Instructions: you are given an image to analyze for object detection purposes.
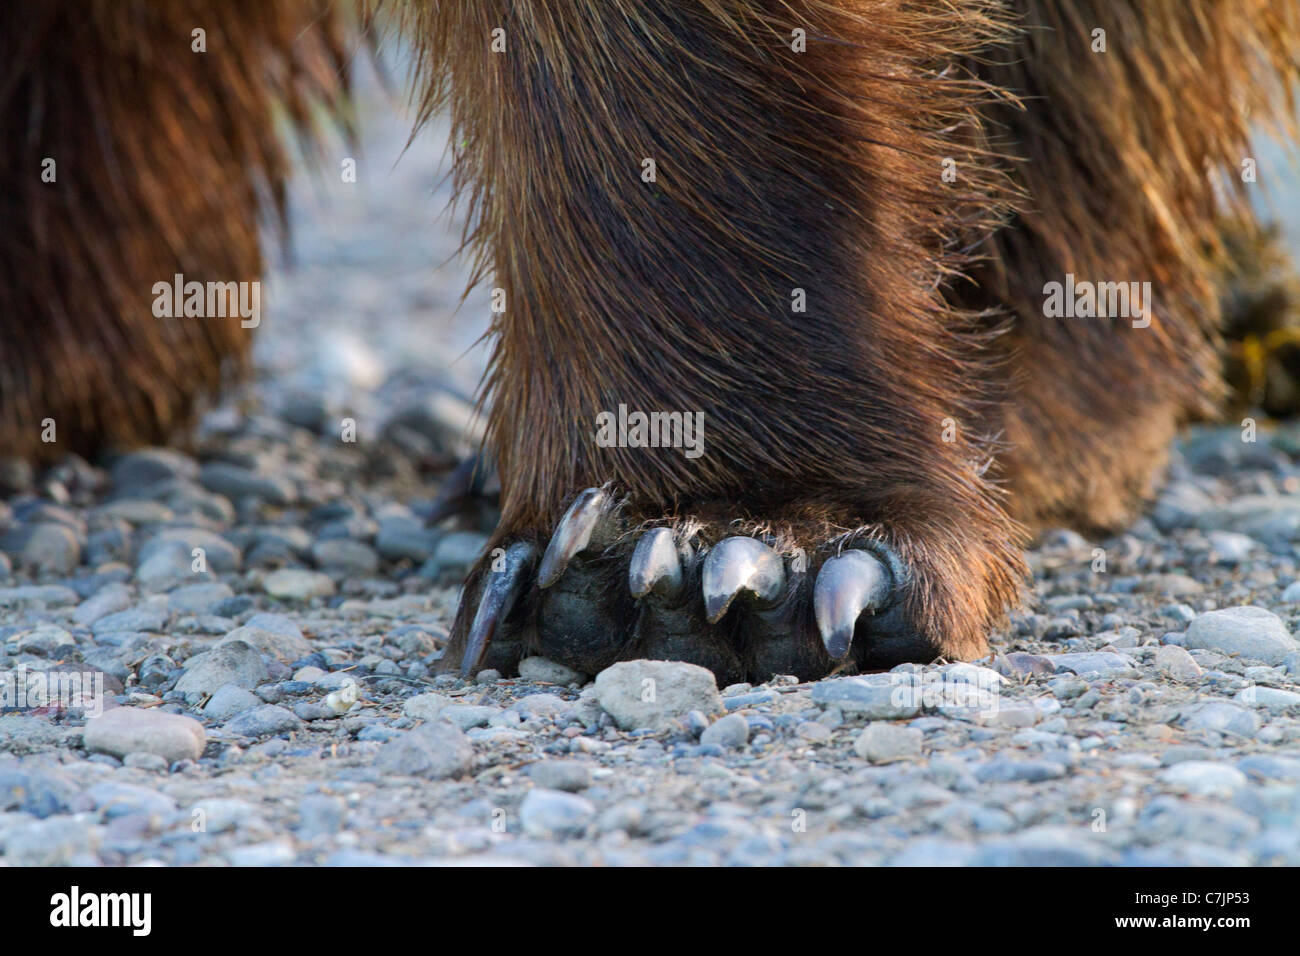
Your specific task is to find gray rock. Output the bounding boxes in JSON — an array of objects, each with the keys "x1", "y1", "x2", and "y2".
[
  {"x1": 167, "y1": 582, "x2": 235, "y2": 614},
  {"x1": 403, "y1": 693, "x2": 453, "y2": 721},
  {"x1": 854, "y1": 723, "x2": 923, "y2": 763},
  {"x1": 424, "y1": 531, "x2": 489, "y2": 576},
  {"x1": 1154, "y1": 643, "x2": 1203, "y2": 681},
  {"x1": 518, "y1": 656, "x2": 587, "y2": 685},
  {"x1": 525, "y1": 759, "x2": 592, "y2": 792},
  {"x1": 811, "y1": 675, "x2": 921, "y2": 719},
  {"x1": 1045, "y1": 651, "x2": 1140, "y2": 679},
  {"x1": 138, "y1": 527, "x2": 241, "y2": 573},
  {"x1": 297, "y1": 795, "x2": 346, "y2": 837},
  {"x1": 973, "y1": 826, "x2": 1117, "y2": 866},
  {"x1": 519, "y1": 788, "x2": 595, "y2": 838},
  {"x1": 594, "y1": 660, "x2": 723, "y2": 731},
  {"x1": 1235, "y1": 684, "x2": 1300, "y2": 713},
  {"x1": 438, "y1": 705, "x2": 499, "y2": 731},
  {"x1": 262, "y1": 568, "x2": 335, "y2": 600},
  {"x1": 111, "y1": 448, "x2": 198, "y2": 492},
  {"x1": 375, "y1": 722, "x2": 473, "y2": 779},
  {"x1": 223, "y1": 704, "x2": 303, "y2": 738},
  {"x1": 20, "y1": 523, "x2": 81, "y2": 575},
  {"x1": 200, "y1": 462, "x2": 296, "y2": 505},
  {"x1": 134, "y1": 541, "x2": 196, "y2": 591},
  {"x1": 83, "y1": 707, "x2": 206, "y2": 763},
  {"x1": 0, "y1": 765, "x2": 78, "y2": 817},
  {"x1": 1, "y1": 817, "x2": 100, "y2": 866},
  {"x1": 220, "y1": 623, "x2": 310, "y2": 663},
  {"x1": 93, "y1": 602, "x2": 168, "y2": 635},
  {"x1": 72, "y1": 583, "x2": 133, "y2": 626},
  {"x1": 1185, "y1": 606, "x2": 1299, "y2": 664},
  {"x1": 974, "y1": 759, "x2": 1066, "y2": 783},
  {"x1": 1159, "y1": 761, "x2": 1248, "y2": 797},
  {"x1": 175, "y1": 640, "x2": 268, "y2": 700},
  {"x1": 12, "y1": 625, "x2": 75, "y2": 657},
  {"x1": 700, "y1": 713, "x2": 751, "y2": 749},
  {"x1": 1180, "y1": 700, "x2": 1261, "y2": 737},
  {"x1": 0, "y1": 585, "x2": 78, "y2": 607},
  {"x1": 375, "y1": 523, "x2": 436, "y2": 562},
  {"x1": 202, "y1": 684, "x2": 263, "y2": 721},
  {"x1": 311, "y1": 538, "x2": 380, "y2": 575}
]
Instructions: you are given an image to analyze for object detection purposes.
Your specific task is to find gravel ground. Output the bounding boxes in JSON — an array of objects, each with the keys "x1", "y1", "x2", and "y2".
[{"x1": 2, "y1": 78, "x2": 1300, "y2": 869}]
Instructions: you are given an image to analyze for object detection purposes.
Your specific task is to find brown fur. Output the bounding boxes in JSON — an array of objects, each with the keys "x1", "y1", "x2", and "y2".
[
  {"x1": 4, "y1": 1, "x2": 1300, "y2": 673},
  {"x1": 409, "y1": 0, "x2": 1030, "y2": 664},
  {"x1": 0, "y1": 0, "x2": 353, "y2": 464}
]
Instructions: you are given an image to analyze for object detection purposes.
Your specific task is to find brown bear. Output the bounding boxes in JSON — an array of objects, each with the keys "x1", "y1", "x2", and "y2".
[{"x1": 4, "y1": 0, "x2": 1299, "y2": 684}]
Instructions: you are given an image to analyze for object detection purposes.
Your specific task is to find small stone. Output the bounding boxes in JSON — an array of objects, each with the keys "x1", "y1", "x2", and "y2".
[
  {"x1": 1154, "y1": 644, "x2": 1202, "y2": 681},
  {"x1": 175, "y1": 640, "x2": 269, "y2": 701},
  {"x1": 262, "y1": 568, "x2": 336, "y2": 600},
  {"x1": 122, "y1": 752, "x2": 169, "y2": 772},
  {"x1": 223, "y1": 704, "x2": 303, "y2": 738},
  {"x1": 311, "y1": 538, "x2": 380, "y2": 575},
  {"x1": 200, "y1": 462, "x2": 296, "y2": 505},
  {"x1": 403, "y1": 693, "x2": 453, "y2": 721},
  {"x1": 974, "y1": 759, "x2": 1066, "y2": 783},
  {"x1": 202, "y1": 684, "x2": 263, "y2": 721},
  {"x1": 1235, "y1": 684, "x2": 1300, "y2": 713},
  {"x1": 297, "y1": 795, "x2": 345, "y2": 838},
  {"x1": 854, "y1": 723, "x2": 923, "y2": 763},
  {"x1": 593, "y1": 660, "x2": 723, "y2": 732},
  {"x1": 1044, "y1": 651, "x2": 1140, "y2": 679},
  {"x1": 423, "y1": 531, "x2": 489, "y2": 577},
  {"x1": 525, "y1": 759, "x2": 592, "y2": 792},
  {"x1": 1185, "y1": 606, "x2": 1298, "y2": 665},
  {"x1": 220, "y1": 623, "x2": 311, "y2": 663},
  {"x1": 438, "y1": 705, "x2": 499, "y2": 731},
  {"x1": 519, "y1": 788, "x2": 595, "y2": 838},
  {"x1": 1180, "y1": 700, "x2": 1261, "y2": 738},
  {"x1": 20, "y1": 523, "x2": 81, "y2": 575},
  {"x1": 83, "y1": 707, "x2": 206, "y2": 763},
  {"x1": 518, "y1": 656, "x2": 587, "y2": 685},
  {"x1": 375, "y1": 722, "x2": 473, "y2": 779},
  {"x1": 812, "y1": 675, "x2": 920, "y2": 720},
  {"x1": 1, "y1": 817, "x2": 100, "y2": 866},
  {"x1": 700, "y1": 713, "x2": 750, "y2": 749},
  {"x1": 1159, "y1": 761, "x2": 1248, "y2": 797}
]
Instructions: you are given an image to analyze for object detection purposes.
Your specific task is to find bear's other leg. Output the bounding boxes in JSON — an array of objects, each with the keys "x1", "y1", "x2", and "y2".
[
  {"x1": 0, "y1": 0, "x2": 352, "y2": 464},
  {"x1": 413, "y1": 0, "x2": 1027, "y2": 681},
  {"x1": 963, "y1": 0, "x2": 1300, "y2": 533}
]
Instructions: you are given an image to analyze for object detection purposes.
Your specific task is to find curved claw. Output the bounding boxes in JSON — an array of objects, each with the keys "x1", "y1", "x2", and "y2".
[
  {"x1": 701, "y1": 536, "x2": 786, "y2": 624},
  {"x1": 462, "y1": 541, "x2": 537, "y2": 676},
  {"x1": 814, "y1": 549, "x2": 893, "y2": 659},
  {"x1": 537, "y1": 487, "x2": 611, "y2": 588},
  {"x1": 628, "y1": 527, "x2": 684, "y2": 599}
]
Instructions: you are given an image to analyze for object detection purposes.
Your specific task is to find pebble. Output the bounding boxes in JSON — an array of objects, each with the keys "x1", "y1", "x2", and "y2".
[
  {"x1": 519, "y1": 788, "x2": 595, "y2": 838},
  {"x1": 311, "y1": 538, "x2": 380, "y2": 575},
  {"x1": 202, "y1": 684, "x2": 263, "y2": 721},
  {"x1": 593, "y1": 660, "x2": 723, "y2": 732},
  {"x1": 518, "y1": 656, "x2": 587, "y2": 685},
  {"x1": 83, "y1": 707, "x2": 206, "y2": 763},
  {"x1": 811, "y1": 676, "x2": 920, "y2": 719},
  {"x1": 1235, "y1": 684, "x2": 1300, "y2": 712},
  {"x1": 525, "y1": 760, "x2": 592, "y2": 792},
  {"x1": 1154, "y1": 643, "x2": 1203, "y2": 681},
  {"x1": 1180, "y1": 700, "x2": 1262, "y2": 737},
  {"x1": 854, "y1": 723, "x2": 923, "y2": 763},
  {"x1": 223, "y1": 705, "x2": 303, "y2": 738},
  {"x1": 262, "y1": 569, "x2": 336, "y2": 600},
  {"x1": 175, "y1": 640, "x2": 269, "y2": 701},
  {"x1": 374, "y1": 722, "x2": 473, "y2": 779},
  {"x1": 700, "y1": 713, "x2": 750, "y2": 749},
  {"x1": 1158, "y1": 761, "x2": 1248, "y2": 797},
  {"x1": 1185, "y1": 605, "x2": 1298, "y2": 664},
  {"x1": 220, "y1": 623, "x2": 311, "y2": 663},
  {"x1": 18, "y1": 523, "x2": 82, "y2": 575}
]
